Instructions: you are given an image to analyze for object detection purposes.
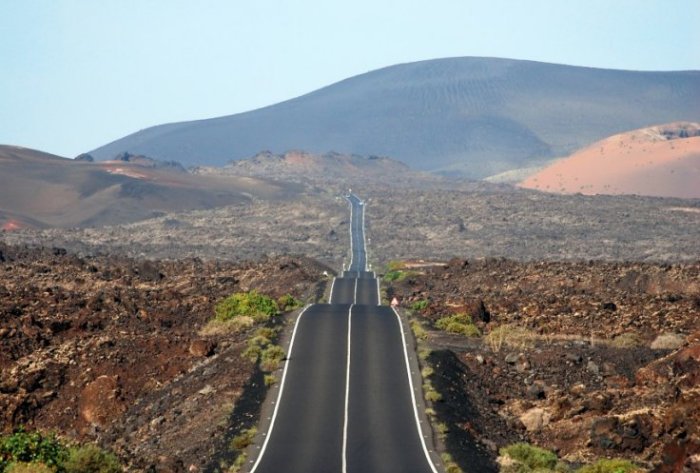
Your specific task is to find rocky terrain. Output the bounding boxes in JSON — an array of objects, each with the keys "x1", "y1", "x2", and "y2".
[
  {"x1": 0, "y1": 242, "x2": 331, "y2": 471},
  {"x1": 385, "y1": 258, "x2": 700, "y2": 472},
  {"x1": 4, "y1": 182, "x2": 698, "y2": 267}
]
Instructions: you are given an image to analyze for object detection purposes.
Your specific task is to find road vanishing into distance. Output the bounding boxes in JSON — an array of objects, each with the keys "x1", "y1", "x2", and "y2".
[{"x1": 249, "y1": 194, "x2": 440, "y2": 473}]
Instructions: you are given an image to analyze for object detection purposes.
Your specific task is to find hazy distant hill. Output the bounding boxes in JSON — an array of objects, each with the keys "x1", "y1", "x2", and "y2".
[
  {"x1": 89, "y1": 57, "x2": 700, "y2": 178},
  {"x1": 0, "y1": 145, "x2": 295, "y2": 229}
]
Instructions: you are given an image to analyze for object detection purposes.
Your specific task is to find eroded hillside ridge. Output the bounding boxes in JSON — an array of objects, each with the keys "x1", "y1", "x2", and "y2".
[
  {"x1": 0, "y1": 243, "x2": 331, "y2": 471},
  {"x1": 386, "y1": 258, "x2": 700, "y2": 471}
]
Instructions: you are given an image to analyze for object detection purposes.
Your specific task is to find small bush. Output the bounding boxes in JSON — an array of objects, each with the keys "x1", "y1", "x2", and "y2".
[
  {"x1": 418, "y1": 348, "x2": 432, "y2": 361},
  {"x1": 441, "y1": 453, "x2": 463, "y2": 473},
  {"x1": 200, "y1": 316, "x2": 255, "y2": 336},
  {"x1": 64, "y1": 445, "x2": 121, "y2": 473},
  {"x1": 264, "y1": 375, "x2": 277, "y2": 387},
  {"x1": 215, "y1": 291, "x2": 279, "y2": 323},
  {"x1": 435, "y1": 314, "x2": 481, "y2": 337},
  {"x1": 499, "y1": 443, "x2": 558, "y2": 472},
  {"x1": 411, "y1": 300, "x2": 429, "y2": 312},
  {"x1": 576, "y1": 458, "x2": 640, "y2": 473},
  {"x1": 411, "y1": 320, "x2": 428, "y2": 340},
  {"x1": 277, "y1": 294, "x2": 302, "y2": 312},
  {"x1": 0, "y1": 429, "x2": 68, "y2": 472},
  {"x1": 424, "y1": 381, "x2": 442, "y2": 402},
  {"x1": 608, "y1": 333, "x2": 642, "y2": 348},
  {"x1": 230, "y1": 427, "x2": 257, "y2": 451},
  {"x1": 6, "y1": 462, "x2": 54, "y2": 473},
  {"x1": 260, "y1": 345, "x2": 286, "y2": 372},
  {"x1": 228, "y1": 453, "x2": 247, "y2": 473},
  {"x1": 421, "y1": 366, "x2": 434, "y2": 378}
]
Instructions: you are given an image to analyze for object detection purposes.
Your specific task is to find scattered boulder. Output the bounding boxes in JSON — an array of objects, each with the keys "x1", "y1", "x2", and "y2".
[
  {"x1": 79, "y1": 375, "x2": 125, "y2": 427},
  {"x1": 189, "y1": 339, "x2": 215, "y2": 357},
  {"x1": 520, "y1": 407, "x2": 551, "y2": 432}
]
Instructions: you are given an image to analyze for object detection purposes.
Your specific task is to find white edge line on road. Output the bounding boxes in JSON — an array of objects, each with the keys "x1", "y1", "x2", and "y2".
[
  {"x1": 392, "y1": 307, "x2": 440, "y2": 473},
  {"x1": 329, "y1": 277, "x2": 336, "y2": 304},
  {"x1": 249, "y1": 304, "x2": 312, "y2": 473},
  {"x1": 347, "y1": 196, "x2": 354, "y2": 271},
  {"x1": 361, "y1": 200, "x2": 368, "y2": 271},
  {"x1": 353, "y1": 278, "x2": 358, "y2": 304},
  {"x1": 342, "y1": 304, "x2": 354, "y2": 473},
  {"x1": 376, "y1": 277, "x2": 381, "y2": 306}
]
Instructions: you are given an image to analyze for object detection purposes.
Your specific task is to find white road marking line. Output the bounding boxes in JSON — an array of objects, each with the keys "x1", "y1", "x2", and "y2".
[
  {"x1": 353, "y1": 278, "x2": 358, "y2": 304},
  {"x1": 361, "y1": 199, "x2": 368, "y2": 271},
  {"x1": 376, "y1": 277, "x2": 381, "y2": 306},
  {"x1": 391, "y1": 307, "x2": 440, "y2": 473},
  {"x1": 347, "y1": 196, "x2": 354, "y2": 271},
  {"x1": 342, "y1": 304, "x2": 354, "y2": 473},
  {"x1": 329, "y1": 277, "x2": 337, "y2": 304},
  {"x1": 249, "y1": 305, "x2": 312, "y2": 473}
]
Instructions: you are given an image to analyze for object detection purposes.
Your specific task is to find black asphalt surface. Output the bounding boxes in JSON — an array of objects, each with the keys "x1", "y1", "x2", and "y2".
[{"x1": 250, "y1": 194, "x2": 437, "y2": 473}]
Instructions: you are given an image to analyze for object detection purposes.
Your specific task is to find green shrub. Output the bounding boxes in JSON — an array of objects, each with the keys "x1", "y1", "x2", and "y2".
[
  {"x1": 435, "y1": 314, "x2": 481, "y2": 337},
  {"x1": 384, "y1": 270, "x2": 406, "y2": 282},
  {"x1": 499, "y1": 443, "x2": 558, "y2": 472},
  {"x1": 277, "y1": 294, "x2": 302, "y2": 312},
  {"x1": 0, "y1": 429, "x2": 68, "y2": 472},
  {"x1": 410, "y1": 320, "x2": 428, "y2": 340},
  {"x1": 230, "y1": 427, "x2": 257, "y2": 451},
  {"x1": 63, "y1": 445, "x2": 121, "y2": 473},
  {"x1": 264, "y1": 374, "x2": 277, "y2": 387},
  {"x1": 411, "y1": 300, "x2": 429, "y2": 311},
  {"x1": 260, "y1": 345, "x2": 286, "y2": 372},
  {"x1": 215, "y1": 291, "x2": 279, "y2": 323},
  {"x1": 441, "y1": 453, "x2": 463, "y2": 473},
  {"x1": 576, "y1": 459, "x2": 640, "y2": 473}
]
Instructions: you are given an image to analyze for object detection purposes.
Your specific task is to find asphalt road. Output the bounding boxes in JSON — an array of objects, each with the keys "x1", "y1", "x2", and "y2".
[{"x1": 250, "y1": 194, "x2": 438, "y2": 473}]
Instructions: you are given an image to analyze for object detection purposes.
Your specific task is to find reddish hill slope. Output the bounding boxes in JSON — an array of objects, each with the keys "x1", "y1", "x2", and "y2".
[
  {"x1": 0, "y1": 145, "x2": 295, "y2": 229},
  {"x1": 519, "y1": 122, "x2": 700, "y2": 198}
]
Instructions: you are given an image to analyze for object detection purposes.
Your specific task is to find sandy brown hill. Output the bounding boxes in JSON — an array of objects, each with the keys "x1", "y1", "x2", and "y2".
[
  {"x1": 519, "y1": 122, "x2": 700, "y2": 198},
  {"x1": 0, "y1": 145, "x2": 297, "y2": 229}
]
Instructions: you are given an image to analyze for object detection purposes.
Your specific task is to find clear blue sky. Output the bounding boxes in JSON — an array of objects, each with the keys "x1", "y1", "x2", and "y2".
[{"x1": 1, "y1": 0, "x2": 698, "y2": 157}]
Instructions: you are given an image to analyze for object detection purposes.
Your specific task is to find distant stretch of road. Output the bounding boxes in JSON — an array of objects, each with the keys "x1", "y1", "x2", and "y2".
[{"x1": 249, "y1": 194, "x2": 439, "y2": 473}]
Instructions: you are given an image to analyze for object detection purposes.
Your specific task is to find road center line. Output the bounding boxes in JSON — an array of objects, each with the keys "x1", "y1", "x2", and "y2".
[
  {"x1": 391, "y1": 307, "x2": 440, "y2": 473},
  {"x1": 250, "y1": 305, "x2": 312, "y2": 473},
  {"x1": 342, "y1": 304, "x2": 353, "y2": 473}
]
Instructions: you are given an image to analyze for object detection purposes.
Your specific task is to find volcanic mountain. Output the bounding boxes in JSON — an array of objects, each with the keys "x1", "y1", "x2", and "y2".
[
  {"x1": 519, "y1": 122, "x2": 700, "y2": 199},
  {"x1": 89, "y1": 57, "x2": 700, "y2": 178},
  {"x1": 0, "y1": 145, "x2": 295, "y2": 229}
]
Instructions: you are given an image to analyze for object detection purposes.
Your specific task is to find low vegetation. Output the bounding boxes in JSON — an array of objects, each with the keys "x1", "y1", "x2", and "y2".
[
  {"x1": 0, "y1": 429, "x2": 121, "y2": 473},
  {"x1": 485, "y1": 324, "x2": 539, "y2": 352},
  {"x1": 410, "y1": 319, "x2": 428, "y2": 340},
  {"x1": 434, "y1": 313, "x2": 481, "y2": 337},
  {"x1": 410, "y1": 299, "x2": 430, "y2": 312},
  {"x1": 441, "y1": 452, "x2": 464, "y2": 473},
  {"x1": 498, "y1": 443, "x2": 641, "y2": 473},
  {"x1": 215, "y1": 291, "x2": 279, "y2": 323},
  {"x1": 383, "y1": 260, "x2": 418, "y2": 282}
]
